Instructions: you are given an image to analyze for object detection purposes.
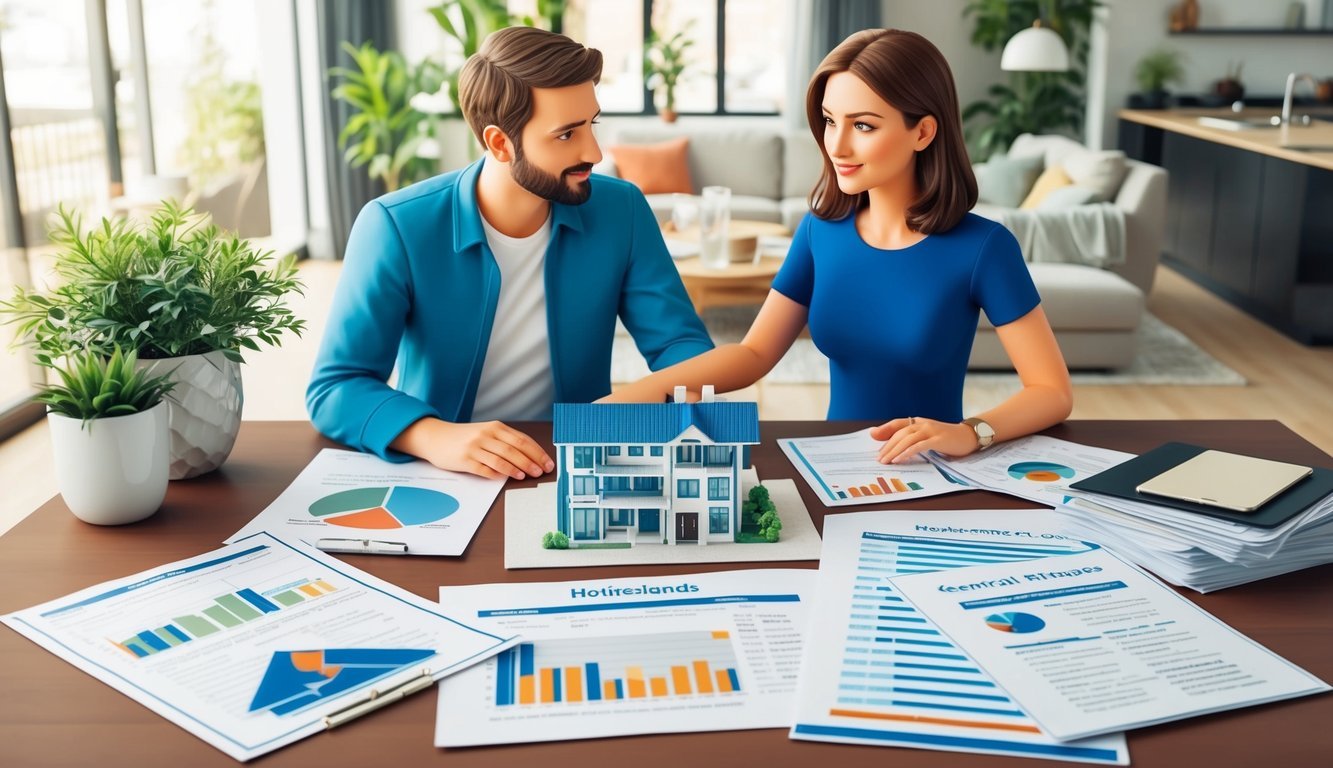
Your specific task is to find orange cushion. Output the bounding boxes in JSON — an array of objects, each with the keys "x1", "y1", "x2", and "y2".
[{"x1": 608, "y1": 137, "x2": 693, "y2": 195}]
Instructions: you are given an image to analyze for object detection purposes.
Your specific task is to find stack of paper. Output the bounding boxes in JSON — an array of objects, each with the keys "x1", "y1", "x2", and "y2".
[{"x1": 926, "y1": 436, "x2": 1333, "y2": 593}]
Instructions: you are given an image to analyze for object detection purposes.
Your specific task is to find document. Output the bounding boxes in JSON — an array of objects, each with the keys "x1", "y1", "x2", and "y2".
[
  {"x1": 435, "y1": 569, "x2": 815, "y2": 746},
  {"x1": 790, "y1": 509, "x2": 1128, "y2": 764},
  {"x1": 226, "y1": 448, "x2": 504, "y2": 556},
  {"x1": 891, "y1": 548, "x2": 1330, "y2": 741},
  {"x1": 1, "y1": 533, "x2": 515, "y2": 761},
  {"x1": 779, "y1": 429, "x2": 966, "y2": 507},
  {"x1": 928, "y1": 435, "x2": 1135, "y2": 507}
]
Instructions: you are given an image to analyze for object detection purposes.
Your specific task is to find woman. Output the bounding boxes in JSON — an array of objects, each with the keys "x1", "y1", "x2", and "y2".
[{"x1": 605, "y1": 29, "x2": 1072, "y2": 463}]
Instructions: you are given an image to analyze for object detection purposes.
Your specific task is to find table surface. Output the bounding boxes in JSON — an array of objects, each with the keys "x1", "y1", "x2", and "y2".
[{"x1": 3, "y1": 420, "x2": 1331, "y2": 767}]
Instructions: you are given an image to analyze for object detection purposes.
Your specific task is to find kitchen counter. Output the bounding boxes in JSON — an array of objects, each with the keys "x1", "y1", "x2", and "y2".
[{"x1": 1120, "y1": 108, "x2": 1333, "y2": 172}]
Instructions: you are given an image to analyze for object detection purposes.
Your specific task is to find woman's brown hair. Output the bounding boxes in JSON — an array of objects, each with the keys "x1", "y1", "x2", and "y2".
[
  {"x1": 805, "y1": 29, "x2": 977, "y2": 234},
  {"x1": 458, "y1": 27, "x2": 603, "y2": 150}
]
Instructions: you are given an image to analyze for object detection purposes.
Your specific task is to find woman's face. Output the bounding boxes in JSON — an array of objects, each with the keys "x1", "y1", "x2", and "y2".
[{"x1": 820, "y1": 71, "x2": 934, "y2": 197}]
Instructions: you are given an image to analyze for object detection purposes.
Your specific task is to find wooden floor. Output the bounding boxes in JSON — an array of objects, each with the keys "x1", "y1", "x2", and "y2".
[{"x1": 2, "y1": 261, "x2": 1331, "y2": 535}]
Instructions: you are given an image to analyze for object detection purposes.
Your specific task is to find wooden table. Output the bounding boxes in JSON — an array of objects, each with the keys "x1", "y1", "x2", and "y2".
[
  {"x1": 664, "y1": 219, "x2": 789, "y2": 313},
  {"x1": 2, "y1": 420, "x2": 1331, "y2": 767}
]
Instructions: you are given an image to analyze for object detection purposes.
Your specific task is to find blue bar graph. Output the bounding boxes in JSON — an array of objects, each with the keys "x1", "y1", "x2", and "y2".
[
  {"x1": 586, "y1": 662, "x2": 602, "y2": 701},
  {"x1": 137, "y1": 630, "x2": 169, "y2": 651},
  {"x1": 238, "y1": 588, "x2": 280, "y2": 614},
  {"x1": 496, "y1": 648, "x2": 514, "y2": 706},
  {"x1": 163, "y1": 624, "x2": 190, "y2": 643}
]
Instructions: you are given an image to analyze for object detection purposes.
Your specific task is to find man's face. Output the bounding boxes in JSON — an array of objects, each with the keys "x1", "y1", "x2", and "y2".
[{"x1": 510, "y1": 81, "x2": 603, "y2": 205}]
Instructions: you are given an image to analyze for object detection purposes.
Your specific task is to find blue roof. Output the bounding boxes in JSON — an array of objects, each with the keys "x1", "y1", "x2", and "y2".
[{"x1": 553, "y1": 401, "x2": 759, "y2": 445}]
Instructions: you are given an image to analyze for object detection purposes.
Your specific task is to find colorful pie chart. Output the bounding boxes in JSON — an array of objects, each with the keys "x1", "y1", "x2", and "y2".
[
  {"x1": 1007, "y1": 461, "x2": 1076, "y2": 483},
  {"x1": 984, "y1": 612, "x2": 1046, "y2": 634},
  {"x1": 308, "y1": 486, "x2": 458, "y2": 529}
]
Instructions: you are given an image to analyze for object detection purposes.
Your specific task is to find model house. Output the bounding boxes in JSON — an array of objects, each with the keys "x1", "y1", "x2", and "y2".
[{"x1": 552, "y1": 387, "x2": 759, "y2": 546}]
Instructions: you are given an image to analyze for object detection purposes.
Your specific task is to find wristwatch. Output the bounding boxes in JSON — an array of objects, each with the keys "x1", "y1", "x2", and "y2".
[{"x1": 962, "y1": 417, "x2": 996, "y2": 451}]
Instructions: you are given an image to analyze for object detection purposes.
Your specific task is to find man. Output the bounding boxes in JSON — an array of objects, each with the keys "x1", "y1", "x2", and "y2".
[{"x1": 307, "y1": 27, "x2": 712, "y2": 480}]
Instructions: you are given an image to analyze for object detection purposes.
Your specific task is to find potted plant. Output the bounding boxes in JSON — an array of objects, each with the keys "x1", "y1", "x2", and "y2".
[
  {"x1": 644, "y1": 21, "x2": 695, "y2": 123},
  {"x1": 0, "y1": 203, "x2": 305, "y2": 479},
  {"x1": 38, "y1": 346, "x2": 175, "y2": 525},
  {"x1": 1133, "y1": 48, "x2": 1186, "y2": 109}
]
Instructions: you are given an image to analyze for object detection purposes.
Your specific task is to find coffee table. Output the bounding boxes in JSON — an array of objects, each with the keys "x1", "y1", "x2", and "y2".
[{"x1": 662, "y1": 220, "x2": 790, "y2": 314}]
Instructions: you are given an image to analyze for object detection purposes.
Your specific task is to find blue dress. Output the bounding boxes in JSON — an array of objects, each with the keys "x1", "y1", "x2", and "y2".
[{"x1": 770, "y1": 211, "x2": 1040, "y2": 422}]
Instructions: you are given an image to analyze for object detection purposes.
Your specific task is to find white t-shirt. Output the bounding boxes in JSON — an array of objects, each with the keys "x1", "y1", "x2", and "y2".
[{"x1": 469, "y1": 213, "x2": 555, "y2": 422}]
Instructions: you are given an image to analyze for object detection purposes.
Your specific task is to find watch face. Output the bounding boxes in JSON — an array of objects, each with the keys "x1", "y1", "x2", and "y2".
[{"x1": 977, "y1": 421, "x2": 995, "y2": 439}]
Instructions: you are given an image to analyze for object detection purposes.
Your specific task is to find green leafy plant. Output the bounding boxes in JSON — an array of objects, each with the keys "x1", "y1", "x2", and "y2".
[
  {"x1": 0, "y1": 202, "x2": 305, "y2": 366},
  {"x1": 36, "y1": 346, "x2": 175, "y2": 429},
  {"x1": 742, "y1": 484, "x2": 774, "y2": 529},
  {"x1": 1135, "y1": 48, "x2": 1185, "y2": 94},
  {"x1": 542, "y1": 530, "x2": 570, "y2": 549},
  {"x1": 961, "y1": 0, "x2": 1102, "y2": 160},
  {"x1": 644, "y1": 20, "x2": 695, "y2": 115},
  {"x1": 757, "y1": 508, "x2": 782, "y2": 543},
  {"x1": 331, "y1": 41, "x2": 446, "y2": 192}
]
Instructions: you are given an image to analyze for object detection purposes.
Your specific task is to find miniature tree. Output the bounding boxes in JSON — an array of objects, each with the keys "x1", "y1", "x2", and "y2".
[
  {"x1": 758, "y1": 508, "x2": 782, "y2": 543},
  {"x1": 541, "y1": 531, "x2": 570, "y2": 550},
  {"x1": 743, "y1": 484, "x2": 773, "y2": 530}
]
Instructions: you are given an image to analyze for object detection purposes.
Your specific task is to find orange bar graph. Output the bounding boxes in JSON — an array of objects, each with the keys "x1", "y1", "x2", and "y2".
[
  {"x1": 861, "y1": 485, "x2": 878, "y2": 496},
  {"x1": 877, "y1": 477, "x2": 891, "y2": 493},
  {"x1": 519, "y1": 675, "x2": 536, "y2": 704},
  {"x1": 848, "y1": 486, "x2": 862, "y2": 497},
  {"x1": 671, "y1": 665, "x2": 693, "y2": 694},
  {"x1": 711, "y1": 631, "x2": 730, "y2": 639},
  {"x1": 693, "y1": 661, "x2": 715, "y2": 693},
  {"x1": 314, "y1": 580, "x2": 335, "y2": 593},
  {"x1": 298, "y1": 584, "x2": 321, "y2": 597},
  {"x1": 891, "y1": 478, "x2": 909, "y2": 492},
  {"x1": 565, "y1": 667, "x2": 584, "y2": 702},
  {"x1": 540, "y1": 668, "x2": 556, "y2": 703},
  {"x1": 715, "y1": 669, "x2": 733, "y2": 692},
  {"x1": 627, "y1": 666, "x2": 647, "y2": 698},
  {"x1": 650, "y1": 677, "x2": 668, "y2": 696},
  {"x1": 603, "y1": 680, "x2": 619, "y2": 700}
]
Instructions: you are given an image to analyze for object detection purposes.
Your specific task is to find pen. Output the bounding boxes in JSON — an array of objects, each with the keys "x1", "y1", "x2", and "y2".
[
  {"x1": 323, "y1": 668, "x2": 435, "y2": 728},
  {"x1": 314, "y1": 538, "x2": 409, "y2": 555}
]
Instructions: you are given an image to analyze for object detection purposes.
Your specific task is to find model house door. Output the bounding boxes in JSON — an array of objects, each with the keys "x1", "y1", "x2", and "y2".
[{"x1": 676, "y1": 513, "x2": 698, "y2": 542}]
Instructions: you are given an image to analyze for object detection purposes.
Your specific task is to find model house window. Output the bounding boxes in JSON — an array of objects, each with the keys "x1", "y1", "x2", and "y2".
[
  {"x1": 650, "y1": 446, "x2": 663, "y2": 456},
  {"x1": 677, "y1": 479, "x2": 700, "y2": 498},
  {"x1": 606, "y1": 446, "x2": 621, "y2": 456},
  {"x1": 676, "y1": 444, "x2": 702, "y2": 464},
  {"x1": 574, "y1": 447, "x2": 594, "y2": 468},
  {"x1": 628, "y1": 446, "x2": 644, "y2": 456},
  {"x1": 705, "y1": 446, "x2": 733, "y2": 465},
  {"x1": 572, "y1": 475, "x2": 596, "y2": 495},
  {"x1": 707, "y1": 477, "x2": 730, "y2": 500},
  {"x1": 608, "y1": 508, "x2": 634, "y2": 526},
  {"x1": 709, "y1": 506, "x2": 729, "y2": 533},
  {"x1": 573, "y1": 508, "x2": 599, "y2": 540},
  {"x1": 633, "y1": 476, "x2": 662, "y2": 493},
  {"x1": 603, "y1": 476, "x2": 631, "y2": 493}
]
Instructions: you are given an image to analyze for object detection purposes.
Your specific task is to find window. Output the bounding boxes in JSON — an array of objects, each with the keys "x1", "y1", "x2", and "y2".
[
  {"x1": 572, "y1": 475, "x2": 597, "y2": 495},
  {"x1": 608, "y1": 508, "x2": 635, "y2": 526},
  {"x1": 602, "y1": 476, "x2": 631, "y2": 493},
  {"x1": 606, "y1": 445, "x2": 621, "y2": 456},
  {"x1": 676, "y1": 444, "x2": 701, "y2": 464},
  {"x1": 574, "y1": 447, "x2": 595, "y2": 468},
  {"x1": 677, "y1": 479, "x2": 699, "y2": 498},
  {"x1": 705, "y1": 446, "x2": 733, "y2": 466},
  {"x1": 633, "y1": 476, "x2": 662, "y2": 493},
  {"x1": 573, "y1": 508, "x2": 600, "y2": 540},
  {"x1": 650, "y1": 446, "x2": 663, "y2": 456},
  {"x1": 709, "y1": 506, "x2": 729, "y2": 534},
  {"x1": 628, "y1": 446, "x2": 644, "y2": 456},
  {"x1": 562, "y1": 0, "x2": 785, "y2": 116},
  {"x1": 708, "y1": 477, "x2": 730, "y2": 501}
]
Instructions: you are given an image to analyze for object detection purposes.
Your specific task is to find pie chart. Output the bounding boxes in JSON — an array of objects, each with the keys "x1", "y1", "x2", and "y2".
[
  {"x1": 1007, "y1": 461, "x2": 1076, "y2": 483},
  {"x1": 308, "y1": 486, "x2": 458, "y2": 529},
  {"x1": 985, "y1": 612, "x2": 1046, "y2": 634}
]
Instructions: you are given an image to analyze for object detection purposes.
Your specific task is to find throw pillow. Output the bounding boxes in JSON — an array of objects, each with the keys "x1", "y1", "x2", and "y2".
[
  {"x1": 607, "y1": 137, "x2": 693, "y2": 195},
  {"x1": 1061, "y1": 149, "x2": 1128, "y2": 202},
  {"x1": 1036, "y1": 185, "x2": 1099, "y2": 210},
  {"x1": 1019, "y1": 165, "x2": 1074, "y2": 210},
  {"x1": 974, "y1": 153, "x2": 1044, "y2": 209}
]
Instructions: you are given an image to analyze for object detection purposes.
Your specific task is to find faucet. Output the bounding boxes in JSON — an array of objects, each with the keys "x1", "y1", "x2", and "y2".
[{"x1": 1281, "y1": 73, "x2": 1317, "y2": 125}]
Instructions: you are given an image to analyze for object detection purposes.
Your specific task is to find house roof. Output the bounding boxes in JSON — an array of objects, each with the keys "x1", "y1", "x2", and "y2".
[{"x1": 553, "y1": 402, "x2": 760, "y2": 445}]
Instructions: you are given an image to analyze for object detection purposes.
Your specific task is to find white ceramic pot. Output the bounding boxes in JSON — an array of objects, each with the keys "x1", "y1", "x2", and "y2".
[
  {"x1": 138, "y1": 350, "x2": 243, "y2": 479},
  {"x1": 47, "y1": 402, "x2": 170, "y2": 525}
]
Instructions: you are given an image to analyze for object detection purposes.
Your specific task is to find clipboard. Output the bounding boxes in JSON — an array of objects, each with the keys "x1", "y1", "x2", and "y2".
[{"x1": 1069, "y1": 442, "x2": 1333, "y2": 528}]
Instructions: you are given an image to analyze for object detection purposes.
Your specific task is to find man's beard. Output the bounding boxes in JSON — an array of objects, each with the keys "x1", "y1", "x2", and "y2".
[{"x1": 510, "y1": 146, "x2": 594, "y2": 206}]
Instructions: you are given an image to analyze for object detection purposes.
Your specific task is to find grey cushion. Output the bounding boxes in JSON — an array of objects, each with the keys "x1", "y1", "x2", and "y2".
[
  {"x1": 611, "y1": 127, "x2": 782, "y2": 199},
  {"x1": 782, "y1": 131, "x2": 824, "y2": 199},
  {"x1": 1037, "y1": 185, "x2": 1099, "y2": 210},
  {"x1": 1061, "y1": 149, "x2": 1129, "y2": 202},
  {"x1": 975, "y1": 153, "x2": 1044, "y2": 208}
]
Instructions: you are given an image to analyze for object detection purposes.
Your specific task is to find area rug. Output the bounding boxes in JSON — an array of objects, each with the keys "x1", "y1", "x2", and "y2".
[{"x1": 611, "y1": 307, "x2": 1246, "y2": 389}]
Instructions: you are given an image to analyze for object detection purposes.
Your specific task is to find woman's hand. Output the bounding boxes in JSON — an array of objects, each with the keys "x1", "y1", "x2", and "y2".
[
  {"x1": 393, "y1": 418, "x2": 554, "y2": 480},
  {"x1": 870, "y1": 418, "x2": 978, "y2": 464}
]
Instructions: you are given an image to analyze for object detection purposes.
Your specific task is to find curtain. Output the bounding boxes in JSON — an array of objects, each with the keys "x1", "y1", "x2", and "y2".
[
  {"x1": 316, "y1": 0, "x2": 396, "y2": 259},
  {"x1": 784, "y1": 0, "x2": 883, "y2": 131}
]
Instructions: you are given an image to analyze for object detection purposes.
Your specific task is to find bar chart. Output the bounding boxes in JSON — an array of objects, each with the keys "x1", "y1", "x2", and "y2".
[
  {"x1": 112, "y1": 578, "x2": 338, "y2": 659},
  {"x1": 834, "y1": 475, "x2": 925, "y2": 499},
  {"x1": 493, "y1": 630, "x2": 742, "y2": 706}
]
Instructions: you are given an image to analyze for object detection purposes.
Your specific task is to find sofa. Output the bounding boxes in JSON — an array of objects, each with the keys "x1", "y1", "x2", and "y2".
[{"x1": 595, "y1": 125, "x2": 1167, "y2": 370}]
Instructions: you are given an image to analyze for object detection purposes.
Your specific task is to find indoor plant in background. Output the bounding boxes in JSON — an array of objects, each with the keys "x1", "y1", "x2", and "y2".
[
  {"x1": 0, "y1": 203, "x2": 305, "y2": 479},
  {"x1": 1132, "y1": 48, "x2": 1186, "y2": 109},
  {"x1": 38, "y1": 346, "x2": 175, "y2": 525},
  {"x1": 644, "y1": 20, "x2": 695, "y2": 123}
]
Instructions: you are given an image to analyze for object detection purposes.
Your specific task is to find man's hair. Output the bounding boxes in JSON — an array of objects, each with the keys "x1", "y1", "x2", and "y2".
[
  {"x1": 805, "y1": 29, "x2": 977, "y2": 234},
  {"x1": 458, "y1": 27, "x2": 603, "y2": 150}
]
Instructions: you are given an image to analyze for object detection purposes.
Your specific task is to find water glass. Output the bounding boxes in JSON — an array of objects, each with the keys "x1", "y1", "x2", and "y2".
[
  {"x1": 670, "y1": 193, "x2": 698, "y2": 233},
  {"x1": 699, "y1": 185, "x2": 732, "y2": 269}
]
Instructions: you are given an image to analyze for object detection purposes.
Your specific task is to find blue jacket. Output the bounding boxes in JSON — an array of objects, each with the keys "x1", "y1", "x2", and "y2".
[{"x1": 307, "y1": 161, "x2": 713, "y2": 462}]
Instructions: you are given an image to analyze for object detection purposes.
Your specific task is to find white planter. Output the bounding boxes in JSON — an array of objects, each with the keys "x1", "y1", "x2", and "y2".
[
  {"x1": 138, "y1": 350, "x2": 243, "y2": 479},
  {"x1": 47, "y1": 402, "x2": 170, "y2": 525}
]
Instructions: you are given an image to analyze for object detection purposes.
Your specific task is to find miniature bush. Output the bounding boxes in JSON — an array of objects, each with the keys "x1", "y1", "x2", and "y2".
[
  {"x1": 541, "y1": 531, "x2": 570, "y2": 550},
  {"x1": 758, "y1": 509, "x2": 782, "y2": 543},
  {"x1": 743, "y1": 484, "x2": 775, "y2": 529}
]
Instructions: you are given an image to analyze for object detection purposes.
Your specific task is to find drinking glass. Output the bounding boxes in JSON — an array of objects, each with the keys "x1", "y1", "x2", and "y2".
[
  {"x1": 699, "y1": 186, "x2": 732, "y2": 269},
  {"x1": 670, "y1": 193, "x2": 698, "y2": 234}
]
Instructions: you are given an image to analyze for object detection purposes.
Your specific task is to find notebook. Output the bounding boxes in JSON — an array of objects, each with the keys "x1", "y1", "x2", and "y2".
[{"x1": 1135, "y1": 449, "x2": 1312, "y2": 512}]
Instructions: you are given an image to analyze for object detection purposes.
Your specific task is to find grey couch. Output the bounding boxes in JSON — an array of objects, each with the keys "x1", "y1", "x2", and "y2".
[{"x1": 596, "y1": 126, "x2": 1166, "y2": 370}]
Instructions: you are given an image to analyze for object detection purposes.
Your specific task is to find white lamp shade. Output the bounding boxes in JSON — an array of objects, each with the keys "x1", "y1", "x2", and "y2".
[{"x1": 1000, "y1": 24, "x2": 1070, "y2": 72}]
